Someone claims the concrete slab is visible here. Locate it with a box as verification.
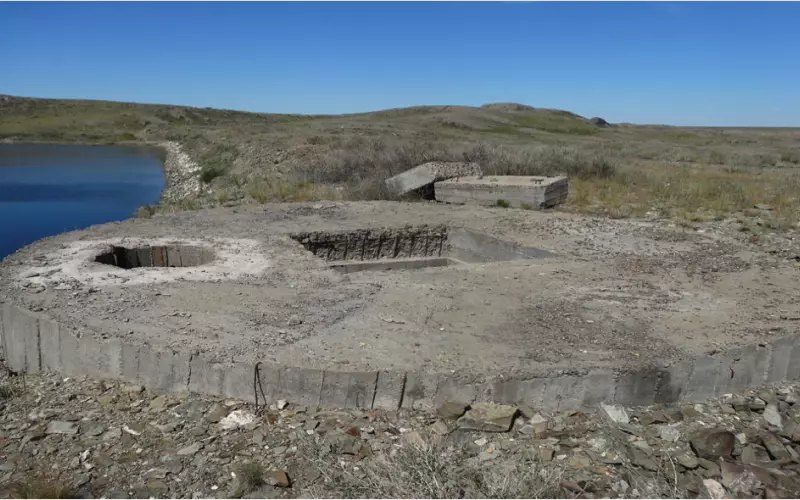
[435,175,569,208]
[385,162,481,196]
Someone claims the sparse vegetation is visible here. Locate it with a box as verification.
[236,462,265,493]
[2,94,800,229]
[0,382,19,399]
[496,199,511,208]
[5,475,75,499]
[304,438,568,499]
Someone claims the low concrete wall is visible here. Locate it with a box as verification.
[2,301,798,410]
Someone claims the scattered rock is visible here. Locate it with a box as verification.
[702,478,727,499]
[266,470,290,488]
[46,421,79,435]
[436,401,468,421]
[529,413,548,435]
[219,410,255,430]
[763,433,791,461]
[206,403,227,423]
[429,420,449,436]
[764,404,783,429]
[691,429,735,460]
[600,403,629,424]
[148,394,168,411]
[177,442,203,456]
[457,403,517,432]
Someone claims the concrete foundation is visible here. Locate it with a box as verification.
[385,162,482,196]
[2,201,800,412]
[435,175,569,209]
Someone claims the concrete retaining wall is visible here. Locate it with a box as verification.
[1,301,798,410]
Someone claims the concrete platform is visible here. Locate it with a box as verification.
[2,201,799,410]
[385,161,482,196]
[435,175,569,208]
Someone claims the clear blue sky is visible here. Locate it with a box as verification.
[2,2,799,126]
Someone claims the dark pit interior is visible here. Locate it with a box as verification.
[94,245,216,269]
[291,225,555,273]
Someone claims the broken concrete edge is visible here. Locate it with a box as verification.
[2,301,798,411]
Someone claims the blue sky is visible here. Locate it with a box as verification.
[1,2,799,126]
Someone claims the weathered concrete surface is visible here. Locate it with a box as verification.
[2,201,800,410]
[435,175,569,208]
[385,161,482,196]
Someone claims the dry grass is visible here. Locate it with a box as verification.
[236,462,265,493]
[3,476,75,499]
[302,436,569,499]
[566,162,800,227]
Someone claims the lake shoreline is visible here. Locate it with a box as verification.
[0,139,205,210]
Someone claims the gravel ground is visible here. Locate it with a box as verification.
[1,367,800,498]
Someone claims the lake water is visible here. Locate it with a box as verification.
[0,144,165,260]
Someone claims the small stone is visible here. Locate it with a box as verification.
[698,458,721,478]
[474,437,488,447]
[518,424,535,435]
[97,395,117,406]
[741,444,771,464]
[762,433,791,460]
[145,468,168,479]
[629,446,658,471]
[458,403,517,432]
[601,403,629,424]
[750,398,767,411]
[678,453,700,469]
[702,479,727,499]
[720,462,762,495]
[658,425,681,443]
[277,400,288,410]
[638,411,668,425]
[266,470,290,488]
[46,421,79,435]
[478,446,501,462]
[681,406,703,419]
[74,474,90,488]
[403,431,427,450]
[436,401,468,421]
[206,404,227,423]
[147,479,169,495]
[429,421,448,436]
[690,429,735,459]
[253,428,265,444]
[764,405,783,429]
[538,447,555,462]
[529,413,547,435]
[219,410,255,430]
[149,395,168,411]
[177,443,203,456]
[81,422,106,437]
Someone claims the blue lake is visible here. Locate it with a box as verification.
[0,144,165,260]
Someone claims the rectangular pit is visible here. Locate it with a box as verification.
[290,226,555,272]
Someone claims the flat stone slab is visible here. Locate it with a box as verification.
[385,161,482,196]
[435,175,568,208]
[2,201,800,411]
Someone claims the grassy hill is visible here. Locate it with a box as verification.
[2,94,800,229]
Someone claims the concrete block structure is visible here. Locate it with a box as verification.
[385,161,482,196]
[435,175,569,208]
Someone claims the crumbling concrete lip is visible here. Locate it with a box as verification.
[15,237,272,288]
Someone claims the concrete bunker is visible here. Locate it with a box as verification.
[291,225,556,273]
[94,244,216,269]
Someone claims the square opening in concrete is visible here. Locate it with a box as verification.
[290,226,555,273]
